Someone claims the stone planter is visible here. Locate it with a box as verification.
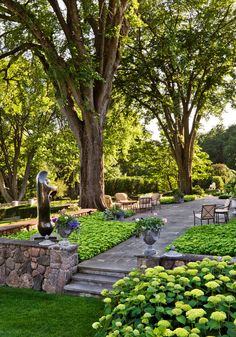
[142,228,161,256]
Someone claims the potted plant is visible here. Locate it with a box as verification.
[173,189,185,203]
[52,212,80,246]
[136,216,167,256]
[103,205,125,221]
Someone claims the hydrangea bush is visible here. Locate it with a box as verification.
[93,258,236,337]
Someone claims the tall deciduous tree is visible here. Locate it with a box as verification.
[0,0,137,209]
[0,58,56,202]
[117,0,236,194]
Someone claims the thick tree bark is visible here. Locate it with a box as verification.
[79,122,105,209]
[0,171,13,202]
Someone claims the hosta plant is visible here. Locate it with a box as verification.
[93,258,236,337]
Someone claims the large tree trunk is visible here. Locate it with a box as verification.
[80,127,105,209]
[178,164,192,195]
[0,171,13,202]
[175,145,193,195]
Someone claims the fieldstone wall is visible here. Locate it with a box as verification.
[0,238,78,293]
[137,253,236,270]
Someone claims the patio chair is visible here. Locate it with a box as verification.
[193,204,216,226]
[104,195,121,208]
[114,193,137,210]
[137,196,153,212]
[215,198,231,223]
[151,193,162,210]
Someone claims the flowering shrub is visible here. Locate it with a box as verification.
[52,213,80,236]
[93,258,236,337]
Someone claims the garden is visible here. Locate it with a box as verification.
[1,0,236,336]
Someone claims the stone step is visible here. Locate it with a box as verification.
[64,281,111,297]
[72,272,120,286]
[77,265,130,278]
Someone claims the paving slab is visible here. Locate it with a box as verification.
[78,196,228,271]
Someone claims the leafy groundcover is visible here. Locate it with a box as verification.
[167,219,236,256]
[93,258,236,337]
[3,212,138,261]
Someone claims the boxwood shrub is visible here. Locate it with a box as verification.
[167,220,236,256]
[93,258,236,337]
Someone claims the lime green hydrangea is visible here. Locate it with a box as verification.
[210,311,227,322]
[178,277,190,285]
[191,328,200,334]
[186,308,206,320]
[175,301,191,311]
[205,281,220,289]
[115,321,122,327]
[163,329,174,336]
[199,317,208,324]
[192,276,201,282]
[143,312,152,318]
[186,269,198,276]
[187,262,199,269]
[137,294,145,301]
[225,295,235,303]
[116,304,126,310]
[173,327,189,337]
[157,320,171,328]
[104,297,112,303]
[173,266,186,274]
[92,322,101,329]
[190,289,204,297]
[172,308,183,316]
[208,295,222,304]
[189,334,199,337]
[203,273,215,281]
[229,270,236,276]
[219,275,230,282]
[133,329,140,336]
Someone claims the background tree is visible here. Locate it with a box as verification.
[116,0,236,194]
[0,0,138,209]
[199,124,236,170]
[0,57,56,202]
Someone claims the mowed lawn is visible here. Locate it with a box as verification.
[0,287,104,337]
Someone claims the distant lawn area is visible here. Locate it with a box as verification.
[168,218,236,256]
[2,212,138,261]
[0,287,103,337]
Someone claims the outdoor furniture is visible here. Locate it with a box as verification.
[193,204,216,226]
[215,198,231,223]
[151,193,162,210]
[114,193,137,210]
[104,195,121,208]
[137,196,153,212]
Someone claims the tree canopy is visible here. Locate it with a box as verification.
[0,0,137,209]
[116,0,236,194]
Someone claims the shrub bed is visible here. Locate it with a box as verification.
[93,258,236,337]
[167,220,236,256]
[160,195,197,204]
[3,213,138,261]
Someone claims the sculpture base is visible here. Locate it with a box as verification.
[30,233,59,243]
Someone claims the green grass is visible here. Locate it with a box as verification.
[167,218,236,256]
[3,213,138,261]
[160,194,197,204]
[0,287,103,337]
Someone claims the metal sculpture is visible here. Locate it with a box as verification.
[36,171,57,237]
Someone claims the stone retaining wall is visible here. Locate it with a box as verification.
[137,253,236,270]
[0,238,78,293]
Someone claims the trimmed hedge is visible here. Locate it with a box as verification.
[0,204,75,220]
[105,177,158,196]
